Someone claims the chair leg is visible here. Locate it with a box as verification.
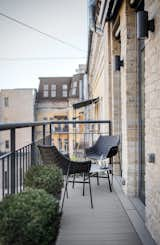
[83,173,85,196]
[111,169,113,186]
[72,173,76,188]
[107,170,112,192]
[88,174,93,208]
[61,169,70,211]
[109,157,113,185]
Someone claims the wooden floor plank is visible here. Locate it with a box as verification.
[57,177,142,245]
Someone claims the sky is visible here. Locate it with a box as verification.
[0,0,88,89]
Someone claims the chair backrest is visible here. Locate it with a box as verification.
[38,144,69,174]
[94,135,120,157]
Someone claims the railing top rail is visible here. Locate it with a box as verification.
[0,152,11,160]
[0,120,111,131]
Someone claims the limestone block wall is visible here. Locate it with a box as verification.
[88,32,108,121]
[119,1,139,195]
[88,1,139,181]
[110,33,121,136]
[145,0,160,243]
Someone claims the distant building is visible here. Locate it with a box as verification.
[0,89,36,154]
[35,73,85,153]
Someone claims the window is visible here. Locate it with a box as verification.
[43,84,48,97]
[5,140,9,149]
[79,80,83,99]
[62,84,68,97]
[51,84,56,97]
[72,88,77,96]
[71,81,77,96]
[4,97,9,107]
[73,81,77,87]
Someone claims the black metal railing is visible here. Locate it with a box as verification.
[0,120,112,199]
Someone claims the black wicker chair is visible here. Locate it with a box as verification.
[85,135,120,191]
[38,145,93,209]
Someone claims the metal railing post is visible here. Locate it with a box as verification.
[43,124,46,145]
[49,123,52,145]
[109,121,112,136]
[10,128,16,194]
[31,126,35,165]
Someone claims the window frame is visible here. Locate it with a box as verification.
[43,84,49,97]
[4,97,9,107]
[62,84,68,97]
[51,84,56,98]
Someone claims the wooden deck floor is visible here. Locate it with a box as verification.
[57,177,143,245]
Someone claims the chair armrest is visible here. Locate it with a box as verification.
[107,146,118,158]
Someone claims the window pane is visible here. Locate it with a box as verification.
[5,140,9,149]
[51,91,56,97]
[4,97,9,107]
[43,84,48,90]
[43,90,48,97]
[51,84,56,89]
[62,90,67,97]
[72,87,77,96]
[62,84,67,89]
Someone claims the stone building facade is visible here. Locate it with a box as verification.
[87,0,160,243]
[35,69,87,154]
[0,89,36,153]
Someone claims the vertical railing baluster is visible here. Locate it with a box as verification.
[50,123,52,145]
[31,126,35,165]
[25,146,27,171]
[22,147,25,189]
[43,124,46,145]
[27,145,29,168]
[29,145,31,166]
[10,128,16,194]
[16,151,18,193]
[7,156,10,195]
[2,159,5,198]
[20,149,22,192]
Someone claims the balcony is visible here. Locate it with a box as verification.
[57,177,149,245]
[0,120,155,245]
